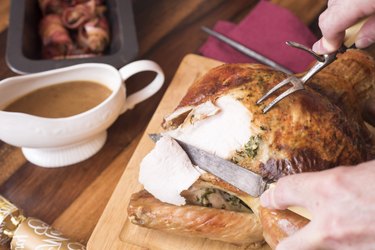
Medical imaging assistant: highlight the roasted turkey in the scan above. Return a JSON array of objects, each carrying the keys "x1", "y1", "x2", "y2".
[{"x1": 128, "y1": 49, "x2": 375, "y2": 249}]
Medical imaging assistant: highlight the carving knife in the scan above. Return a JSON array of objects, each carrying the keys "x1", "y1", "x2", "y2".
[
  {"x1": 149, "y1": 133, "x2": 312, "y2": 220},
  {"x1": 201, "y1": 26, "x2": 293, "y2": 75}
]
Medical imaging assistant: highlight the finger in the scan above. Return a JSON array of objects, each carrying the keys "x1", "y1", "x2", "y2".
[
  {"x1": 260, "y1": 172, "x2": 317, "y2": 210},
  {"x1": 312, "y1": 36, "x2": 343, "y2": 54},
  {"x1": 276, "y1": 224, "x2": 319, "y2": 250},
  {"x1": 314, "y1": 0, "x2": 375, "y2": 53},
  {"x1": 356, "y1": 15, "x2": 375, "y2": 48},
  {"x1": 363, "y1": 99, "x2": 375, "y2": 127}
]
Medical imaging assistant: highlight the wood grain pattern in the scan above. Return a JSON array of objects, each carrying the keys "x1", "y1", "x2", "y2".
[
  {"x1": 0, "y1": 0, "x2": 9, "y2": 33},
  {"x1": 52, "y1": 133, "x2": 142, "y2": 243},
  {"x1": 0, "y1": 0, "x2": 329, "y2": 249},
  {"x1": 272, "y1": 0, "x2": 326, "y2": 24}
]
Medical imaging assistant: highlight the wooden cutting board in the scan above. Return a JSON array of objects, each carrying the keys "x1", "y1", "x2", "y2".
[{"x1": 88, "y1": 54, "x2": 271, "y2": 250}]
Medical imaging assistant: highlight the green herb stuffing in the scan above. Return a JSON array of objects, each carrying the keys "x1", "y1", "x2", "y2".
[
  {"x1": 221, "y1": 191, "x2": 243, "y2": 208},
  {"x1": 196, "y1": 188, "x2": 252, "y2": 212},
  {"x1": 232, "y1": 135, "x2": 262, "y2": 163},
  {"x1": 196, "y1": 188, "x2": 216, "y2": 207},
  {"x1": 244, "y1": 135, "x2": 262, "y2": 158}
]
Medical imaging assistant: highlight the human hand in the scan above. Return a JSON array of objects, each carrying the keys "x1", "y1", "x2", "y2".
[
  {"x1": 312, "y1": 0, "x2": 375, "y2": 54},
  {"x1": 260, "y1": 161, "x2": 375, "y2": 250}
]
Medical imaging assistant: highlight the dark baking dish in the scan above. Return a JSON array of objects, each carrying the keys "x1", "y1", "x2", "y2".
[{"x1": 6, "y1": 0, "x2": 138, "y2": 74}]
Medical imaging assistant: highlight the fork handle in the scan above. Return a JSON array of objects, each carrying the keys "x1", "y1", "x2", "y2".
[{"x1": 344, "y1": 17, "x2": 370, "y2": 48}]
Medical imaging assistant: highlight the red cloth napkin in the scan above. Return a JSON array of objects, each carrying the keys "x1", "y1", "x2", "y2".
[{"x1": 199, "y1": 0, "x2": 317, "y2": 73}]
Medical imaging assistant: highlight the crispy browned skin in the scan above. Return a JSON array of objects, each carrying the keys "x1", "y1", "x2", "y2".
[
  {"x1": 128, "y1": 190, "x2": 265, "y2": 247},
  {"x1": 167, "y1": 50, "x2": 371, "y2": 181},
  {"x1": 309, "y1": 50, "x2": 375, "y2": 156},
  {"x1": 129, "y1": 49, "x2": 375, "y2": 248},
  {"x1": 318, "y1": 50, "x2": 375, "y2": 106},
  {"x1": 259, "y1": 207, "x2": 309, "y2": 249}
]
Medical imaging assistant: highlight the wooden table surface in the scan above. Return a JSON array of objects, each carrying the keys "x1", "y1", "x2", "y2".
[{"x1": 0, "y1": 0, "x2": 327, "y2": 248}]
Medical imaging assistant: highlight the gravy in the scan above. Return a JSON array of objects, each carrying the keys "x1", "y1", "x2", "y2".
[{"x1": 4, "y1": 81, "x2": 112, "y2": 118}]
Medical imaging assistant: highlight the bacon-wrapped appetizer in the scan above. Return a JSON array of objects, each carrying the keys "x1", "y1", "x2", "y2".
[
  {"x1": 38, "y1": 0, "x2": 110, "y2": 59},
  {"x1": 61, "y1": 0, "x2": 96, "y2": 29},
  {"x1": 77, "y1": 16, "x2": 110, "y2": 53},
  {"x1": 39, "y1": 14, "x2": 73, "y2": 59}
]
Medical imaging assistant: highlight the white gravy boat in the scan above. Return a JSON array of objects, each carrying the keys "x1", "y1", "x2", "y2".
[{"x1": 0, "y1": 60, "x2": 164, "y2": 167}]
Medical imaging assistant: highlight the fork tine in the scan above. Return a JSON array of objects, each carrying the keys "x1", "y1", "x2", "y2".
[
  {"x1": 256, "y1": 76, "x2": 294, "y2": 104},
  {"x1": 262, "y1": 85, "x2": 304, "y2": 113},
  {"x1": 255, "y1": 40, "x2": 339, "y2": 113}
]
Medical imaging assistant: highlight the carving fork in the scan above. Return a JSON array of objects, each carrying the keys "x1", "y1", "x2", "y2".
[{"x1": 257, "y1": 18, "x2": 369, "y2": 113}]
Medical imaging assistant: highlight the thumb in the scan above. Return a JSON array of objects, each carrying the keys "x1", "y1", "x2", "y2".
[
  {"x1": 260, "y1": 173, "x2": 317, "y2": 210},
  {"x1": 355, "y1": 15, "x2": 375, "y2": 49},
  {"x1": 276, "y1": 224, "x2": 319, "y2": 250},
  {"x1": 312, "y1": 36, "x2": 341, "y2": 54}
]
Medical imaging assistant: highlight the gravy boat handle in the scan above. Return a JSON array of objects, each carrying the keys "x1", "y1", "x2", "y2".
[{"x1": 119, "y1": 60, "x2": 165, "y2": 113}]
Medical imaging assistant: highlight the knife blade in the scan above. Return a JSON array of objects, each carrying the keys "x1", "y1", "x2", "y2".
[
  {"x1": 149, "y1": 133, "x2": 269, "y2": 197},
  {"x1": 201, "y1": 26, "x2": 293, "y2": 75},
  {"x1": 149, "y1": 133, "x2": 312, "y2": 220}
]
